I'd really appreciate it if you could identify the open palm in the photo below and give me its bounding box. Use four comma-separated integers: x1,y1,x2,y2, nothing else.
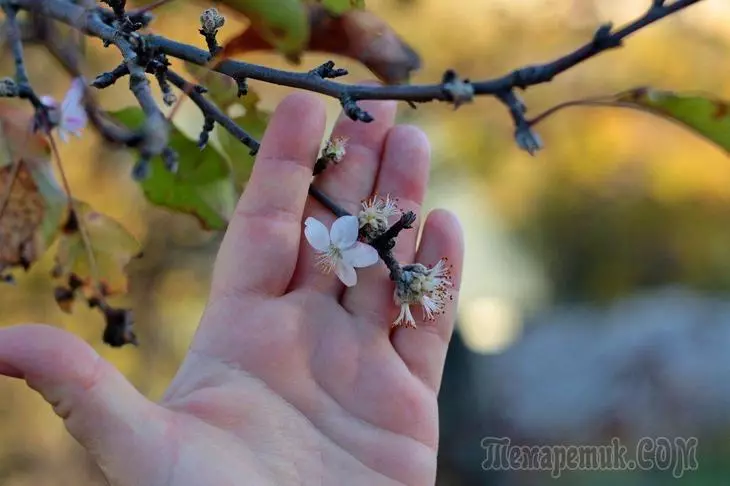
0,92,463,486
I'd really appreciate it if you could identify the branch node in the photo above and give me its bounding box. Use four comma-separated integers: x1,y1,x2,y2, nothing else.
512,65,549,88
309,60,348,79
132,157,151,180
367,211,417,281
152,58,177,105
515,125,543,156
92,63,129,88
236,77,248,97
162,147,179,173
498,90,543,156
340,95,373,123
198,115,215,149
0,77,19,97
441,69,474,109
592,22,622,49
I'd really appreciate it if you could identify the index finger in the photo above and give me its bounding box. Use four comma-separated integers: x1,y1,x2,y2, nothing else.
210,92,326,299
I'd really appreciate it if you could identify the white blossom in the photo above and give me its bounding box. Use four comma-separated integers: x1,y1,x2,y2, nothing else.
358,195,400,239
304,215,379,287
321,136,348,164
40,77,88,142
393,259,453,328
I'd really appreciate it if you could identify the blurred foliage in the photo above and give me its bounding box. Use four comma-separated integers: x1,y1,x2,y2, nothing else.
216,0,309,59
111,106,237,230
2,0,730,485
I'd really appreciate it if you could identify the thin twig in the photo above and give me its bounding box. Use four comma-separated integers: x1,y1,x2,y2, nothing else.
308,185,350,218
47,133,101,289
165,68,259,153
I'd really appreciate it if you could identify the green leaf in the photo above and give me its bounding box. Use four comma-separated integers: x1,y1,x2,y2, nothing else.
111,107,236,231
533,88,730,154
315,0,365,15
216,0,310,60
612,88,730,153
217,90,271,189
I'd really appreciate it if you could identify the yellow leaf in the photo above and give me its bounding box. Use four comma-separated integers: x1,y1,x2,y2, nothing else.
53,201,142,297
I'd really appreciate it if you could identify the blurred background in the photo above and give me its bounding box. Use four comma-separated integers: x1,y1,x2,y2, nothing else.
2,0,730,484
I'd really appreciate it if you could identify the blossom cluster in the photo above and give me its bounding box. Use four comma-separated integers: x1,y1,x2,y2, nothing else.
305,137,453,328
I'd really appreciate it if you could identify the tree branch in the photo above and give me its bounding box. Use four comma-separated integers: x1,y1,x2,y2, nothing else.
31,15,143,146
9,0,705,147
11,0,169,159
0,0,708,344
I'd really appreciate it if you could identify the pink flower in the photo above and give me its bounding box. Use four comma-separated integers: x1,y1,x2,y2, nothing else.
40,77,88,142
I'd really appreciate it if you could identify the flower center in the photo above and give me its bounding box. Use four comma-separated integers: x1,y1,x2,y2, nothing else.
315,244,343,274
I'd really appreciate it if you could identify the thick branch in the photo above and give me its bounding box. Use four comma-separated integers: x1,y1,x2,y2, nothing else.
92,60,260,154
10,0,705,111
146,0,703,103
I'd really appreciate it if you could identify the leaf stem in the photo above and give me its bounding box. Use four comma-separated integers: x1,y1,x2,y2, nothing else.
47,133,102,295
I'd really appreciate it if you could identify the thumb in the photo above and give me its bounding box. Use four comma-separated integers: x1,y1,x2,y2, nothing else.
0,324,166,476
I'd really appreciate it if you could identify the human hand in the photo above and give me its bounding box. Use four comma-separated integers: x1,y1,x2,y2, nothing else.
0,92,464,486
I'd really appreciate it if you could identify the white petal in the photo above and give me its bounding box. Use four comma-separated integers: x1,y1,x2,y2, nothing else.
61,110,87,135
330,215,359,249
304,217,330,252
60,78,88,136
342,242,378,268
62,78,85,109
335,259,357,287
40,95,57,108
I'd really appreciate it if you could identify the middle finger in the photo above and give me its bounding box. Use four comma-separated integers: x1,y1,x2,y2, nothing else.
288,96,398,297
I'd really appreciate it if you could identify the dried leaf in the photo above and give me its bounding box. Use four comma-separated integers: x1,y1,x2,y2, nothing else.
111,107,237,230
100,305,137,347
52,201,142,297
223,5,420,85
0,163,62,274
53,285,75,314
0,105,67,277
